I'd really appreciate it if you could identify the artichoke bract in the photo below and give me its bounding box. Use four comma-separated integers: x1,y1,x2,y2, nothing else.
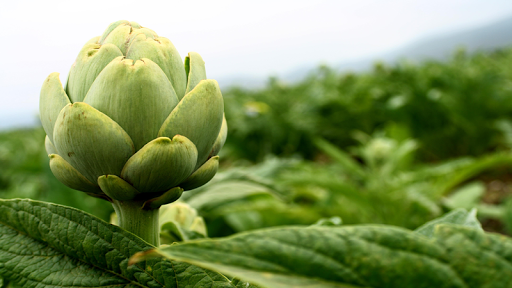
40,20,227,209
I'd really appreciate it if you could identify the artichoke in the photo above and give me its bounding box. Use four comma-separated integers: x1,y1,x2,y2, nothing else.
39,20,227,208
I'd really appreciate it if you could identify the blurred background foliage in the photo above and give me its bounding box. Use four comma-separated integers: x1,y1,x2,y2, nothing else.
224,48,512,162
3,47,512,237
0,128,113,220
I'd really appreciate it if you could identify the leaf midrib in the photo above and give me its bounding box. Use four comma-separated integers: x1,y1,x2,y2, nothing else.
162,227,472,288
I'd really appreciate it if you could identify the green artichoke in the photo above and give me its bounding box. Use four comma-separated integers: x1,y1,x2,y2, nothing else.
40,20,227,206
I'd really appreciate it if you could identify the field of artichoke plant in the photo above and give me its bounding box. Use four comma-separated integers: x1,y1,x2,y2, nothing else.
1,20,512,287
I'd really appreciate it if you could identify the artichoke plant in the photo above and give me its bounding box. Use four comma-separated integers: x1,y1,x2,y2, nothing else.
39,20,227,245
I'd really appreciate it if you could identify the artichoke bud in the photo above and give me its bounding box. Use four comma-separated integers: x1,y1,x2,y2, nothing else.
40,20,226,205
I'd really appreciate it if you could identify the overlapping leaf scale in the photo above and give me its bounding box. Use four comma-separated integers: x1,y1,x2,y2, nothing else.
0,199,238,288
152,225,512,288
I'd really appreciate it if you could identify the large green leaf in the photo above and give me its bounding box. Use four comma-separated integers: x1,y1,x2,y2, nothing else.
144,224,512,288
433,225,512,287
0,199,240,288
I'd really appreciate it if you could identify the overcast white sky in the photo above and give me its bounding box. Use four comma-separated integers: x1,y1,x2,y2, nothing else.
2,0,512,129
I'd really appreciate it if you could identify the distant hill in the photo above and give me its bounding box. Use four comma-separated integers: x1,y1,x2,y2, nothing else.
220,14,512,88
385,15,512,61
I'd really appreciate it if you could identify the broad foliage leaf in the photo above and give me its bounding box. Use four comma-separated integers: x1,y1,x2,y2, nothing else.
149,224,512,288
0,199,238,288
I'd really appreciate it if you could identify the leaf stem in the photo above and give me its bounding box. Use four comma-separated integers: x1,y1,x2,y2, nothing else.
112,200,160,246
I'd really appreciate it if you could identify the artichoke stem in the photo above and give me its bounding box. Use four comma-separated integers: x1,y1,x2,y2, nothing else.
112,200,160,246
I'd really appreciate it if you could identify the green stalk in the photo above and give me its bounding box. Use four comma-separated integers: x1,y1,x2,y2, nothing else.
112,200,160,246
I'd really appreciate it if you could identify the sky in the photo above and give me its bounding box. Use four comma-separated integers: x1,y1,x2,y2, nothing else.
2,0,512,129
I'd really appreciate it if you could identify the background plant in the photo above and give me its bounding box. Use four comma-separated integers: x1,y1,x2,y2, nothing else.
223,48,512,162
